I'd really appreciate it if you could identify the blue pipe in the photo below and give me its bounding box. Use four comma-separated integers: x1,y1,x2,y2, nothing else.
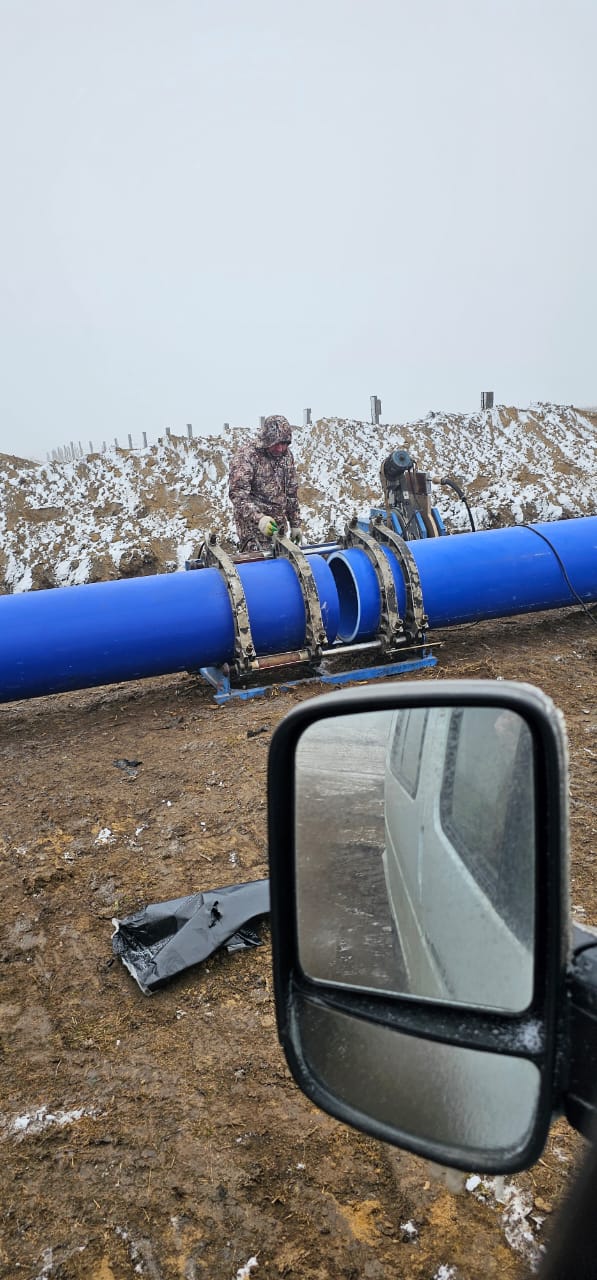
324,549,382,642
0,517,594,703
327,516,597,638
0,555,339,703
408,516,597,627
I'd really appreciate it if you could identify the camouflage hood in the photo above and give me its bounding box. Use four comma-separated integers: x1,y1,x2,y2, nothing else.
257,415,293,448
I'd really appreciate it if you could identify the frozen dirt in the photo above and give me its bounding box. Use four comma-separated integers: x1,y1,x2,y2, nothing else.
0,603,595,1279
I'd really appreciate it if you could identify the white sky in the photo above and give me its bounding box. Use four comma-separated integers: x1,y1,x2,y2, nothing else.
1,0,596,459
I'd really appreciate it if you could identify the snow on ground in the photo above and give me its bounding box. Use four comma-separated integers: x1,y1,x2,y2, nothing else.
0,404,594,593
1,1105,97,1139
466,1174,545,1271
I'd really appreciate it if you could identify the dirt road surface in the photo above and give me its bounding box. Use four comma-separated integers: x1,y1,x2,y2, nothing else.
0,605,595,1279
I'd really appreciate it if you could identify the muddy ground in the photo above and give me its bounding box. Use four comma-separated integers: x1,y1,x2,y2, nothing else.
0,605,595,1280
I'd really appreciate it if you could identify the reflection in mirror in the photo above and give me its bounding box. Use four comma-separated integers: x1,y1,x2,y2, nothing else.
295,706,535,1013
297,996,540,1160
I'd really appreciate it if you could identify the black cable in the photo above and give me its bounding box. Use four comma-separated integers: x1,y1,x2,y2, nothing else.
520,524,597,625
402,511,422,538
439,477,476,532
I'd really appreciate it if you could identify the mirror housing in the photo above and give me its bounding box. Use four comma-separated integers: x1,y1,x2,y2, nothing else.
268,680,570,1173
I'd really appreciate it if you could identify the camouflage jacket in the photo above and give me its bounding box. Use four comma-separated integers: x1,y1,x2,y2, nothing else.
229,440,301,548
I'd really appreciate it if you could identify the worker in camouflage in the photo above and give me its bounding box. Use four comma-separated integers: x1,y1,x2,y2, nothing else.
229,415,303,551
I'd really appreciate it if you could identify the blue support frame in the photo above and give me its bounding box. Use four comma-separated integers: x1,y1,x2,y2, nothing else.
432,506,447,535
199,652,437,704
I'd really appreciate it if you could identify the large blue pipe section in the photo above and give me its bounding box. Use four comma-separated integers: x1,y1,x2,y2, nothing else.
0,516,594,703
0,556,340,703
327,516,597,640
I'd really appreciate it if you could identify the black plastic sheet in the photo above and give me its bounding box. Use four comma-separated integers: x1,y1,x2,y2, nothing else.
112,878,270,994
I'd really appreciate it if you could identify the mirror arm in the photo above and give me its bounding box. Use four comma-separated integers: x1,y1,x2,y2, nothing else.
561,931,597,1137
287,973,547,1062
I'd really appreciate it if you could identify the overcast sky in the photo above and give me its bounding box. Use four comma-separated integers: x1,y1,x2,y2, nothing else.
1,1,596,460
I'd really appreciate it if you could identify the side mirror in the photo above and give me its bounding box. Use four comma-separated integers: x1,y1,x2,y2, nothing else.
268,680,570,1173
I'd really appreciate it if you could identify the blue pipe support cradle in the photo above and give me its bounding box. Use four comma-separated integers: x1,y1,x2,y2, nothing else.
0,554,339,703
0,515,594,704
326,516,597,640
203,653,438,705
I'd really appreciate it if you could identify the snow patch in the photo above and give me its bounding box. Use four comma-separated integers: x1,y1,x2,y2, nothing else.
94,827,113,845
467,1175,545,1269
235,1258,258,1279
2,1105,95,1139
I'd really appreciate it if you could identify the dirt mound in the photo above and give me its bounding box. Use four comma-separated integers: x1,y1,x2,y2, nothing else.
0,403,595,593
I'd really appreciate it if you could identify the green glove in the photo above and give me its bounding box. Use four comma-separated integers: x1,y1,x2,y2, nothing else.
258,515,278,538
290,527,303,545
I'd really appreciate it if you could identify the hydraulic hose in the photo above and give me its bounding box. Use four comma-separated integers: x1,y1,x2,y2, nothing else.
439,477,476,532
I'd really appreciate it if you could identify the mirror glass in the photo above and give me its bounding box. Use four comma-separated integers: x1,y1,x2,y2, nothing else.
295,705,535,1013
297,996,541,1161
